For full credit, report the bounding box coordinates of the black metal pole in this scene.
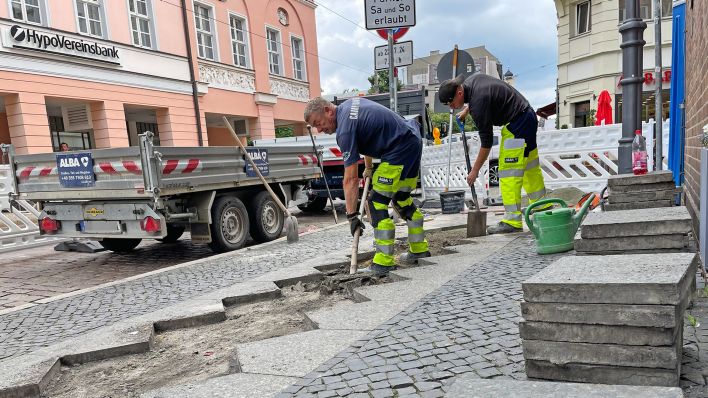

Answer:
[618,0,646,174]
[180,0,204,146]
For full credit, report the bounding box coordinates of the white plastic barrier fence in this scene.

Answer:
[0,164,62,253]
[420,133,489,202]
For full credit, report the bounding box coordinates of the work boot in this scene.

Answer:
[358,264,396,276]
[487,222,523,235]
[398,251,431,265]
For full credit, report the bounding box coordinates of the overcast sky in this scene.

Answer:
[313,0,558,110]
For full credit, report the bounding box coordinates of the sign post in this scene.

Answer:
[374,41,413,70]
[364,0,415,113]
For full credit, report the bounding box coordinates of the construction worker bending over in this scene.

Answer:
[304,97,430,276]
[438,73,550,234]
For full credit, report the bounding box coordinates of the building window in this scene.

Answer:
[194,3,216,60]
[573,100,591,127]
[128,0,154,49]
[576,1,591,35]
[266,27,282,75]
[11,0,45,25]
[229,15,249,68]
[619,0,671,22]
[76,0,105,38]
[291,36,306,81]
[49,116,93,152]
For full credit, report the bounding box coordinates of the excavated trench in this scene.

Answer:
[40,228,469,398]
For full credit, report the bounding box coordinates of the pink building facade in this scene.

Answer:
[0,0,320,154]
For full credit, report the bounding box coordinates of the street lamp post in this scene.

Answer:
[618,0,647,174]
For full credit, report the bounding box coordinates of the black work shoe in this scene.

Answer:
[358,264,396,276]
[487,222,523,235]
[398,251,432,265]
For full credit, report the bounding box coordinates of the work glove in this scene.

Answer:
[347,212,365,237]
[362,167,374,180]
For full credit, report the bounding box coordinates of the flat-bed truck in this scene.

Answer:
[0,132,321,253]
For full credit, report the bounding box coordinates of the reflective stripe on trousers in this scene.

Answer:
[370,163,428,266]
[498,126,547,228]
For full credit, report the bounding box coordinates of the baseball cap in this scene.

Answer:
[438,74,465,105]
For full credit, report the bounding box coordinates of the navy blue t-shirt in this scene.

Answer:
[335,98,420,168]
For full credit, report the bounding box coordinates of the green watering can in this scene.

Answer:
[524,194,597,254]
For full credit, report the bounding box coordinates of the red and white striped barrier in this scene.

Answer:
[297,154,318,166]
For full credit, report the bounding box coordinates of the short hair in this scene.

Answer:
[304,97,334,121]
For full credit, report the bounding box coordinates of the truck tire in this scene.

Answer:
[100,238,142,253]
[248,191,284,243]
[208,196,249,253]
[297,197,327,213]
[158,224,185,243]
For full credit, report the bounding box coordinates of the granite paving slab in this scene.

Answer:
[608,170,674,186]
[522,339,680,369]
[446,376,683,397]
[0,355,59,398]
[581,206,692,238]
[609,188,676,203]
[609,181,675,193]
[522,253,697,305]
[236,329,368,377]
[604,200,674,211]
[519,320,680,346]
[525,359,680,387]
[520,301,681,328]
[141,373,297,398]
[575,234,690,253]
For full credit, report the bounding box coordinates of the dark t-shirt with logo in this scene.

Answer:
[335,98,421,168]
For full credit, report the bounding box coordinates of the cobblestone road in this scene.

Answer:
[0,207,341,311]
[0,219,358,361]
[277,235,567,397]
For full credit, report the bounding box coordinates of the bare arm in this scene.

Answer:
[343,164,360,215]
[467,147,491,186]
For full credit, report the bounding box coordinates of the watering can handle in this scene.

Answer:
[524,198,568,232]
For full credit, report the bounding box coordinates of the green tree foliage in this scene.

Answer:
[367,70,403,94]
[429,112,476,137]
[275,126,294,138]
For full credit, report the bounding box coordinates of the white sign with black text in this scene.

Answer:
[374,40,413,70]
[364,0,416,30]
[2,24,120,65]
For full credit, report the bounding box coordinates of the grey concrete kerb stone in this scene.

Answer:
[446,376,683,397]
[522,253,697,305]
[607,170,674,186]
[581,206,692,238]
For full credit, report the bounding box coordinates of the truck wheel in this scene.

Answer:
[100,238,142,253]
[297,197,327,213]
[159,224,185,243]
[248,191,284,243]
[489,161,500,186]
[208,196,249,253]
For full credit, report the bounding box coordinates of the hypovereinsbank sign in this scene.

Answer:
[4,25,120,64]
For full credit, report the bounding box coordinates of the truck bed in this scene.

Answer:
[11,145,321,201]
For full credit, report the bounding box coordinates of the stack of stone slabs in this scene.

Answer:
[520,253,697,387]
[575,206,693,254]
[605,171,675,211]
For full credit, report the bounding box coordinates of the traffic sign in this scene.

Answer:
[376,27,409,41]
[374,40,413,70]
[364,0,416,30]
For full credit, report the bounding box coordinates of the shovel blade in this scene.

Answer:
[466,211,487,238]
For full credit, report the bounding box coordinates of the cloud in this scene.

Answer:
[314,0,558,108]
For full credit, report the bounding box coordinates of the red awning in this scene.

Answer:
[536,102,556,119]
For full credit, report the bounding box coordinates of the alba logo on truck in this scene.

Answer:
[9,25,119,61]
[59,156,90,168]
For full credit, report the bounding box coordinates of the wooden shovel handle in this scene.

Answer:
[222,116,290,216]
[350,177,371,274]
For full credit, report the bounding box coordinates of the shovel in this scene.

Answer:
[306,125,338,224]
[222,116,299,243]
[350,176,371,274]
[456,117,487,237]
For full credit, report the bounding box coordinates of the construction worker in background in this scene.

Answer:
[438,73,549,234]
[304,97,430,276]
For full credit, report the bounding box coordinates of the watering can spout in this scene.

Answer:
[573,193,597,232]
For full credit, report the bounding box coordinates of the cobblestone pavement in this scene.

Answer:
[0,217,359,361]
[0,206,341,311]
[277,235,568,398]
